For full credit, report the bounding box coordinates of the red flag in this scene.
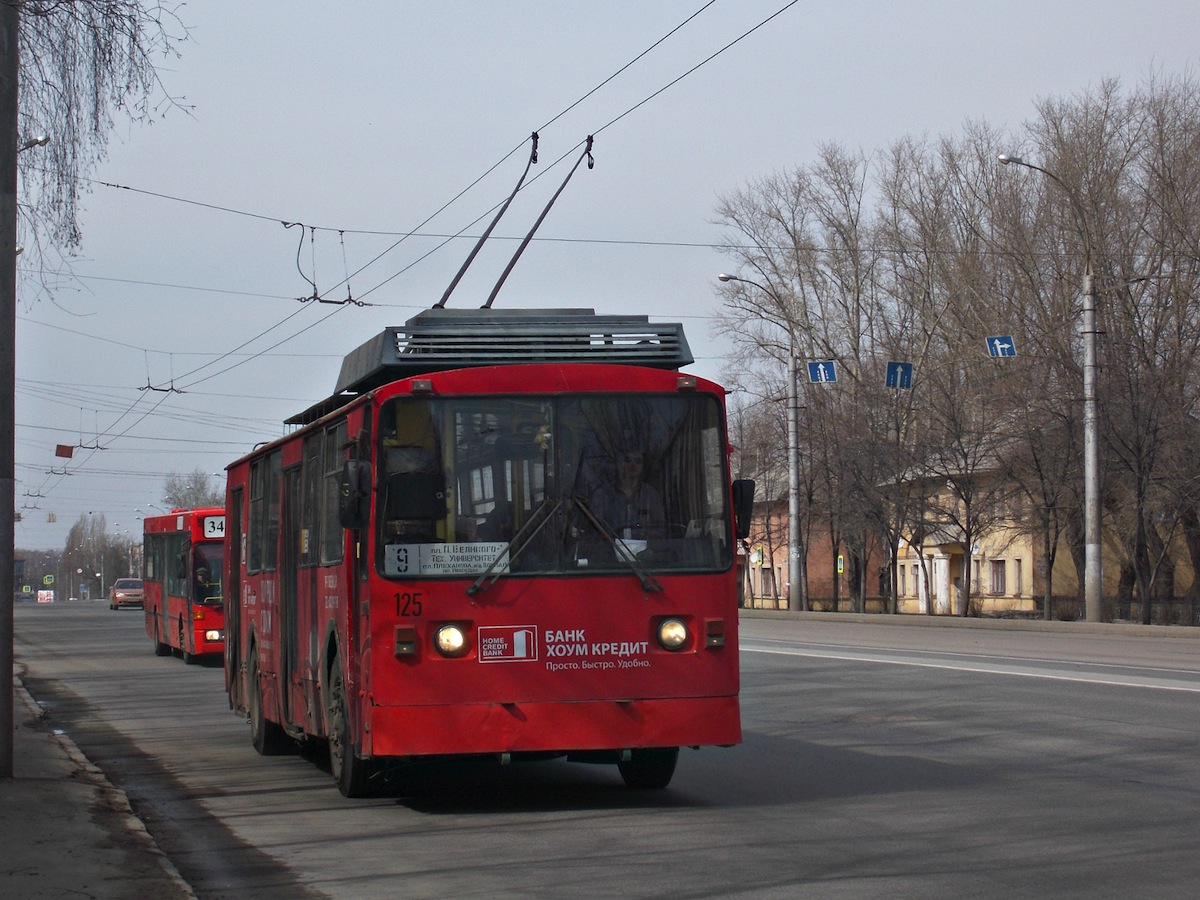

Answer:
[55,444,74,459]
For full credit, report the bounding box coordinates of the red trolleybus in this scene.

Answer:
[224,309,754,796]
[143,507,227,662]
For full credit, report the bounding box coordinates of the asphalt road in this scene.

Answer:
[14,602,1200,899]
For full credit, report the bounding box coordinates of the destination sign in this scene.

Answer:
[383,542,509,577]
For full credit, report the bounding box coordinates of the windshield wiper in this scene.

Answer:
[572,496,663,593]
[467,499,561,596]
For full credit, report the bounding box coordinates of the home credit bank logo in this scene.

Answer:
[478,625,538,663]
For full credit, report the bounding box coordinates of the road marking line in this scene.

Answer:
[742,642,1200,693]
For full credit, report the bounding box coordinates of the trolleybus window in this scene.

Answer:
[377,393,731,579]
[248,450,282,573]
[321,422,347,564]
[167,533,189,597]
[300,432,322,567]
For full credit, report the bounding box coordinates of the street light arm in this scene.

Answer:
[718,272,772,295]
[998,153,1093,270]
[717,272,797,338]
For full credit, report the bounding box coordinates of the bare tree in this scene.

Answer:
[60,511,108,599]
[715,72,1200,625]
[1025,76,1200,623]
[15,0,189,289]
[728,396,789,606]
[162,468,222,509]
[715,145,894,612]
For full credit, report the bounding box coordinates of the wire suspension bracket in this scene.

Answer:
[284,221,366,306]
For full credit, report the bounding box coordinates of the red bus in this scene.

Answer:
[143,507,227,662]
[224,309,754,796]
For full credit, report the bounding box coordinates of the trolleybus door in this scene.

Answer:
[280,467,301,726]
[226,487,245,709]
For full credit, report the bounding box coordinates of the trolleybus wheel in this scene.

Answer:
[249,645,289,756]
[327,651,373,798]
[152,620,171,657]
[618,747,679,789]
[178,617,197,664]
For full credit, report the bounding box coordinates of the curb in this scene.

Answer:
[14,670,198,900]
[739,607,1200,638]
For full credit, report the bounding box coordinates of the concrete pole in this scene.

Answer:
[1,2,20,778]
[1082,267,1102,622]
[717,273,805,611]
[999,154,1103,621]
[787,345,802,611]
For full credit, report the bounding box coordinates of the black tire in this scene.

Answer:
[326,652,374,798]
[249,645,290,756]
[178,617,199,664]
[152,620,171,657]
[618,747,679,789]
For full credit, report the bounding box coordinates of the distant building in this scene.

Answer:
[743,470,1197,622]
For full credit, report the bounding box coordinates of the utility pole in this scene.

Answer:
[1080,267,1101,622]
[785,346,802,610]
[1,1,20,779]
[718,273,805,611]
[999,154,1103,622]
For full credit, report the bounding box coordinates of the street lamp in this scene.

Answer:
[718,273,803,611]
[19,134,49,152]
[999,153,1102,623]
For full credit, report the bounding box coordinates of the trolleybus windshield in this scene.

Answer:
[377,393,732,580]
[193,542,224,605]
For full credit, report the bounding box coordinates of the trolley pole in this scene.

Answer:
[1,1,20,779]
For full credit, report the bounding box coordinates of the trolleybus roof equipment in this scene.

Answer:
[287,307,693,426]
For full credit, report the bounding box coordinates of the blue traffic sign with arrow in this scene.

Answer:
[807,361,838,383]
[885,360,913,389]
[987,335,1017,358]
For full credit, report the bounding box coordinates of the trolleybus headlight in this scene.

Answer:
[435,624,469,658]
[657,617,689,651]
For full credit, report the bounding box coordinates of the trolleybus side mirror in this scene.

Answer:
[338,459,371,529]
[732,479,755,540]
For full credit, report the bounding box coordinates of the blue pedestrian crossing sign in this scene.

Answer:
[885,361,913,389]
[807,360,838,383]
[987,335,1017,358]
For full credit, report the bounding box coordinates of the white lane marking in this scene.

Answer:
[742,641,1200,693]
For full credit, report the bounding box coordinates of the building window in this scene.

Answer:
[1013,558,1023,596]
[898,564,906,596]
[990,559,1006,595]
[760,566,775,599]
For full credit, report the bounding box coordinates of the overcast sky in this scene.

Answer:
[14,0,1200,551]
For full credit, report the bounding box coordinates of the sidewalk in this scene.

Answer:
[1,667,194,899]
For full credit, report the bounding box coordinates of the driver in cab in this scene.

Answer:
[589,449,664,538]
